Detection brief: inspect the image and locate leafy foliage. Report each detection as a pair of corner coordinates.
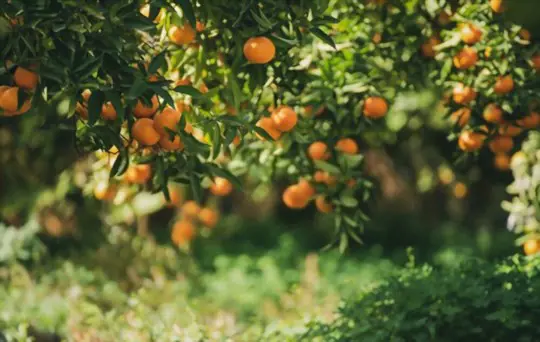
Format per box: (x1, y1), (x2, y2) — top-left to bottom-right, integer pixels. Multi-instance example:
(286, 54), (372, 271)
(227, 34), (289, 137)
(304, 254), (540, 342)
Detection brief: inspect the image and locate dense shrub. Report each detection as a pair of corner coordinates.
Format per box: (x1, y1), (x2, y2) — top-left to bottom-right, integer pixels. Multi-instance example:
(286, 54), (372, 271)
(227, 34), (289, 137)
(303, 255), (540, 342)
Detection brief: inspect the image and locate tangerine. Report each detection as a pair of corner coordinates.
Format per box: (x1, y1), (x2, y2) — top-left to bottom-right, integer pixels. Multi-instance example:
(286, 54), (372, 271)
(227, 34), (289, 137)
(243, 37), (276, 64)
(271, 106), (298, 132)
(131, 118), (161, 146)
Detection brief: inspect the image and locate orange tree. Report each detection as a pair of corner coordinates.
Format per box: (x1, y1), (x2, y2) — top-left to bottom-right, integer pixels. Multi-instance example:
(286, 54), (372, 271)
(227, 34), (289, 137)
(1, 0), (539, 249)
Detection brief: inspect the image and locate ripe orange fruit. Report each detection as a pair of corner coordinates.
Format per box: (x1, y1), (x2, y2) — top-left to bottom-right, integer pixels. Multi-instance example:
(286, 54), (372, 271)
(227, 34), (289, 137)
(125, 164), (152, 184)
(166, 186), (182, 207)
(4, 99), (31, 116)
(314, 171), (337, 186)
(0, 85), (9, 98)
(493, 75), (514, 95)
(282, 185), (309, 209)
(159, 134), (184, 151)
(209, 177), (233, 196)
(134, 96), (159, 118)
(315, 196), (333, 214)
(168, 23), (196, 45)
(458, 131), (485, 152)
(453, 47), (478, 69)
(460, 23), (482, 44)
(483, 104), (503, 123)
(81, 89), (92, 102)
(271, 106), (298, 132)
(308, 141), (330, 161)
(453, 182), (468, 199)
(175, 78), (192, 87)
(498, 124), (522, 137)
(516, 112), (540, 129)
(153, 107), (181, 136)
(524, 240), (540, 256)
(175, 99), (191, 113)
(131, 118), (161, 146)
(450, 108), (471, 127)
(494, 154), (510, 170)
(199, 82), (209, 94)
(196, 21), (205, 32)
(421, 36), (441, 58)
(171, 220), (195, 245)
(452, 83), (476, 104)
(93, 182), (117, 201)
(297, 179), (315, 199)
(76, 102), (88, 119)
(243, 37), (276, 64)
(372, 32), (382, 44)
(363, 96), (388, 119)
(101, 102), (117, 120)
(335, 138), (359, 154)
(314, 171), (327, 183)
(532, 55), (540, 71)
(182, 200), (201, 219)
(488, 135), (514, 153)
(0, 87), (20, 112)
(490, 0), (505, 13)
(13, 67), (38, 90)
(347, 179), (357, 188)
(198, 207), (219, 228)
(256, 117), (282, 141)
(232, 135), (241, 146)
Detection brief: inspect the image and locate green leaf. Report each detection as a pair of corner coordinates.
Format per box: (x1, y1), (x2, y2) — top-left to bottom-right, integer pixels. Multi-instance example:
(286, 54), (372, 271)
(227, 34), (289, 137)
(175, 0), (196, 28)
(150, 85), (175, 108)
(344, 154), (364, 169)
(211, 122), (222, 159)
(74, 54), (103, 80)
(162, 184), (171, 202)
(340, 195), (358, 208)
(250, 9), (274, 30)
(173, 85), (204, 98)
(189, 173), (202, 203)
(127, 79), (148, 100)
(148, 52), (167, 75)
(253, 126), (274, 141)
(314, 160), (341, 174)
(109, 149), (129, 178)
(339, 232), (348, 253)
(154, 157), (166, 189)
(216, 115), (245, 127)
(87, 90), (105, 125)
(310, 27), (336, 49)
(348, 228), (364, 245)
(206, 164), (243, 190)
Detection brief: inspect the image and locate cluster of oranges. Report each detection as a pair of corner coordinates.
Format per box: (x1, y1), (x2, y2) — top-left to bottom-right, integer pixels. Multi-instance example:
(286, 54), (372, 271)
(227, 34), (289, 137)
(282, 179), (333, 213)
(282, 137), (360, 212)
(169, 177), (233, 246)
(256, 105), (298, 141)
(419, 4), (540, 170)
(92, 154), (154, 202)
(171, 200), (220, 246)
(0, 65), (37, 116)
